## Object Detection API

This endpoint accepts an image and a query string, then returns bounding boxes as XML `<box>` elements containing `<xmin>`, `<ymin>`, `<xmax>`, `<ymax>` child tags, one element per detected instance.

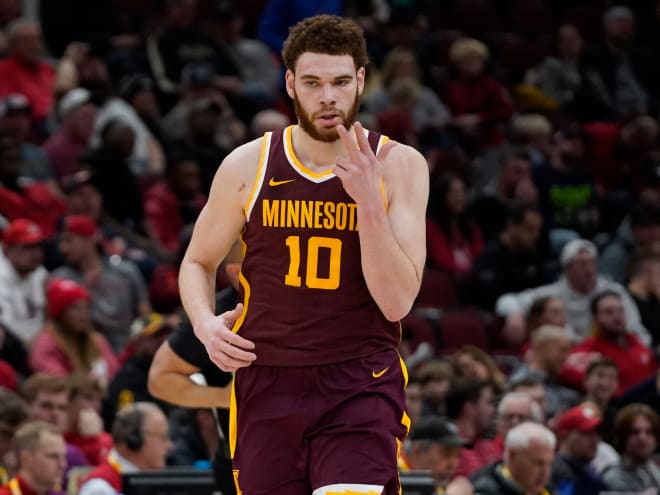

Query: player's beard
<box><xmin>293</xmin><ymin>89</ymin><xmax>360</xmax><ymax>142</ymax></box>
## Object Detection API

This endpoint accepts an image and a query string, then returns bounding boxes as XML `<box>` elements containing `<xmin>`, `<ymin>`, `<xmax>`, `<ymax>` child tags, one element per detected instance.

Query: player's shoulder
<box><xmin>221</xmin><ymin>135</ymin><xmax>269</xmax><ymax>171</ymax></box>
<box><xmin>379</xmin><ymin>138</ymin><xmax>428</xmax><ymax>177</ymax></box>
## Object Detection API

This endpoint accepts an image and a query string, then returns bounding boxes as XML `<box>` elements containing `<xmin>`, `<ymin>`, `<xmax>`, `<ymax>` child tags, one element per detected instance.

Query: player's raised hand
<box><xmin>334</xmin><ymin>122</ymin><xmax>386</xmax><ymax>204</ymax></box>
<box><xmin>195</xmin><ymin>303</ymin><xmax>256</xmax><ymax>372</ymax></box>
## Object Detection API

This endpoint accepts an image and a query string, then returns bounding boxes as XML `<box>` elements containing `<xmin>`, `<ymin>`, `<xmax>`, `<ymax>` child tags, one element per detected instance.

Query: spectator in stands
<box><xmin>467</xmin><ymin>202</ymin><xmax>547</xmax><ymax>311</ymax></box>
<box><xmin>0</xmin><ymin>142</ymin><xmax>66</xmax><ymax>238</ymax></box>
<box><xmin>366</xmin><ymin>47</ymin><xmax>450</xmax><ymax>139</ymax></box>
<box><xmin>426</xmin><ymin>173</ymin><xmax>483</xmax><ymax>279</ymax></box>
<box><xmin>551</xmin><ymin>405</ymin><xmax>611</xmax><ymax>495</ymax></box>
<box><xmin>533</xmin><ymin>124</ymin><xmax>599</xmax><ymax>242</ymax></box>
<box><xmin>0</xmin><ymin>422</ymin><xmax>66</xmax><ymax>495</ymax></box>
<box><xmin>169</xmin><ymin>97</ymin><xmax>236</xmax><ymax>194</ymax></box>
<box><xmin>144</xmin><ymin>151</ymin><xmax>206</xmax><ymax>256</ymax></box>
<box><xmin>525</xmin><ymin>23</ymin><xmax>584</xmax><ymax>109</ymax></box>
<box><xmin>43</xmin><ymin>88</ymin><xmax>97</xmax><ymax>184</ymax></box>
<box><xmin>399</xmin><ymin>416</ymin><xmax>472</xmax><ymax>495</ymax></box>
<box><xmin>491</xmin><ymin>392</ymin><xmax>543</xmax><ymax>458</ymax></box>
<box><xmin>29</xmin><ymin>279</ymin><xmax>119</xmax><ymax>383</ymax></box>
<box><xmin>600</xmin><ymin>201</ymin><xmax>660</xmax><ymax>284</ymax></box>
<box><xmin>583</xmin><ymin>115</ymin><xmax>659</xmax><ymax>198</ymax></box>
<box><xmin>451</xmin><ymin>345</ymin><xmax>506</xmax><ymax>394</ymax></box>
<box><xmin>0</xmin><ymin>94</ymin><xmax>52</xmax><ymax>183</ymax></box>
<box><xmin>445</xmin><ymin>378</ymin><xmax>499</xmax><ymax>478</ymax></box>
<box><xmin>496</xmin><ymin>239</ymin><xmax>648</xmax><ymax>344</ymax></box>
<box><xmin>0</xmin><ymin>389</ymin><xmax>27</xmax><ymax>484</ymax></box>
<box><xmin>507</xmin><ymin>374</ymin><xmax>548</xmax><ymax>421</ymax></box>
<box><xmin>64</xmin><ymin>375</ymin><xmax>112</xmax><ymax>467</ymax></box>
<box><xmin>627</xmin><ymin>249</ymin><xmax>660</xmax><ymax>352</ymax></box>
<box><xmin>509</xmin><ymin>113</ymin><xmax>553</xmax><ymax>170</ymax></box>
<box><xmin>602</xmin><ymin>403</ymin><xmax>660</xmax><ymax>491</ymax></box>
<box><xmin>508</xmin><ymin>325</ymin><xmax>580</xmax><ymax>419</ymax></box>
<box><xmin>471</xmin><ymin>422</ymin><xmax>556</xmax><ymax>495</ymax></box>
<box><xmin>0</xmin><ymin>219</ymin><xmax>47</xmax><ymax>344</ymax></box>
<box><xmin>53</xmin><ymin>214</ymin><xmax>152</xmax><ymax>353</ymax></box>
<box><xmin>20</xmin><ymin>374</ymin><xmax>89</xmax><ymax>482</ymax></box>
<box><xmin>201</xmin><ymin>2</ymin><xmax>281</xmax><ymax>124</ymax></box>
<box><xmin>468</xmin><ymin>148</ymin><xmax>537</xmax><ymax>242</ymax></box>
<box><xmin>561</xmin><ymin>290</ymin><xmax>657</xmax><ymax>396</ymax></box>
<box><xmin>145</xmin><ymin>0</ymin><xmax>217</xmax><ymax>106</ymax></box>
<box><xmin>417</xmin><ymin>360</ymin><xmax>455</xmax><ymax>417</ymax></box>
<box><xmin>0</xmin><ymin>18</ymin><xmax>54</xmax><ymax>126</ymax></box>
<box><xmin>78</xmin><ymin>402</ymin><xmax>171</xmax><ymax>495</ymax></box>
<box><xmin>578</xmin><ymin>6</ymin><xmax>649</xmax><ymax>121</ymax></box>
<box><xmin>445</xmin><ymin>37</ymin><xmax>513</xmax><ymax>154</ymax></box>
<box><xmin>87</xmin><ymin>120</ymin><xmax>146</xmax><ymax>235</ymax></box>
<box><xmin>582</xmin><ymin>357</ymin><xmax>619</xmax><ymax>439</ymax></box>
<box><xmin>103</xmin><ymin>313</ymin><xmax>173</xmax><ymax>428</ymax></box>
<box><xmin>525</xmin><ymin>296</ymin><xmax>569</xmax><ymax>343</ymax></box>
<box><xmin>93</xmin><ymin>74</ymin><xmax>165</xmax><ymax>179</ymax></box>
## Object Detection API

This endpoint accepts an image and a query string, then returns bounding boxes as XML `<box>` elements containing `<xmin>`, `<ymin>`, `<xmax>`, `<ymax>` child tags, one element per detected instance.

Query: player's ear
<box><xmin>356</xmin><ymin>66</ymin><xmax>365</xmax><ymax>96</ymax></box>
<box><xmin>285</xmin><ymin>70</ymin><xmax>295</xmax><ymax>99</ymax></box>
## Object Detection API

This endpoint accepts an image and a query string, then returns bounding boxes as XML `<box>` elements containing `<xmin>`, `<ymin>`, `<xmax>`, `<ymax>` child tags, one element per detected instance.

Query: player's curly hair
<box><xmin>282</xmin><ymin>15</ymin><xmax>369</xmax><ymax>72</ymax></box>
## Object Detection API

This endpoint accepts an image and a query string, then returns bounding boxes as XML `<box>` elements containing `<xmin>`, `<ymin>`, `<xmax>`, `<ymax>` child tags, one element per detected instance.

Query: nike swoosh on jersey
<box><xmin>371</xmin><ymin>367</ymin><xmax>389</xmax><ymax>378</ymax></box>
<box><xmin>269</xmin><ymin>178</ymin><xmax>295</xmax><ymax>186</ymax></box>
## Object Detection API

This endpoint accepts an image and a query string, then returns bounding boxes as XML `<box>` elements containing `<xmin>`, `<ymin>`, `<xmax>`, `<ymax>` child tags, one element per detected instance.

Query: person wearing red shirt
<box><xmin>144</xmin><ymin>152</ymin><xmax>206</xmax><ymax>255</ymax></box>
<box><xmin>426</xmin><ymin>174</ymin><xmax>483</xmax><ymax>277</ymax></box>
<box><xmin>0</xmin><ymin>19</ymin><xmax>55</xmax><ymax>126</ymax></box>
<box><xmin>562</xmin><ymin>290</ymin><xmax>657</xmax><ymax>396</ymax></box>
<box><xmin>0</xmin><ymin>421</ymin><xmax>66</xmax><ymax>495</ymax></box>
<box><xmin>445</xmin><ymin>37</ymin><xmax>513</xmax><ymax>151</ymax></box>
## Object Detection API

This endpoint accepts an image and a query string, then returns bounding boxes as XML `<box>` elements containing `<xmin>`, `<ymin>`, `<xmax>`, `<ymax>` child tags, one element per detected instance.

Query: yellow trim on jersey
<box><xmin>232</xmin><ymin>271</ymin><xmax>250</xmax><ymax>334</ymax></box>
<box><xmin>399</xmin><ymin>352</ymin><xmax>411</xmax><ymax>433</ymax></box>
<box><xmin>244</xmin><ymin>132</ymin><xmax>271</xmax><ymax>220</ymax></box>
<box><xmin>229</xmin><ymin>377</ymin><xmax>237</xmax><ymax>458</ymax></box>
<box><xmin>284</xmin><ymin>126</ymin><xmax>334</xmax><ymax>180</ymax></box>
<box><xmin>376</xmin><ymin>135</ymin><xmax>390</xmax><ymax>210</ymax></box>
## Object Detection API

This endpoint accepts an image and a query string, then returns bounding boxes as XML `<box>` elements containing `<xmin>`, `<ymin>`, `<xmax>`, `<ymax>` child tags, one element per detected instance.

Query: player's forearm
<box><xmin>357</xmin><ymin>202</ymin><xmax>421</xmax><ymax>322</ymax></box>
<box><xmin>179</xmin><ymin>258</ymin><xmax>218</xmax><ymax>330</ymax></box>
<box><xmin>148</xmin><ymin>371</ymin><xmax>231</xmax><ymax>408</ymax></box>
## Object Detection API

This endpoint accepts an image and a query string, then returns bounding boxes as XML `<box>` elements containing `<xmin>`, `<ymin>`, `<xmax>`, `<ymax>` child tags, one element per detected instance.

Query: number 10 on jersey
<box><xmin>284</xmin><ymin>235</ymin><xmax>342</xmax><ymax>290</ymax></box>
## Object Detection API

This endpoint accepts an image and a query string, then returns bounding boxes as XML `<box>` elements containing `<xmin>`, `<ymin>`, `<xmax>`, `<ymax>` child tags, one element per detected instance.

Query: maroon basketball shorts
<box><xmin>230</xmin><ymin>349</ymin><xmax>409</xmax><ymax>495</ymax></box>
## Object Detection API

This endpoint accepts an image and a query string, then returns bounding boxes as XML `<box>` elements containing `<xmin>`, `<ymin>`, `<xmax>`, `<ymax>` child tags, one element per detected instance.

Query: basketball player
<box><xmin>179</xmin><ymin>14</ymin><xmax>429</xmax><ymax>495</ymax></box>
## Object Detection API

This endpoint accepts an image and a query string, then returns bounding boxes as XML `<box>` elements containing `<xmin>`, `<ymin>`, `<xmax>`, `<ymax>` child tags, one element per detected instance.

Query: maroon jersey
<box><xmin>236</xmin><ymin>125</ymin><xmax>400</xmax><ymax>366</ymax></box>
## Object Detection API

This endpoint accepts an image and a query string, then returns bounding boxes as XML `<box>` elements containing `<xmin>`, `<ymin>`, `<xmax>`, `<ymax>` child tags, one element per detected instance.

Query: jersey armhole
<box><xmin>243</xmin><ymin>132</ymin><xmax>272</xmax><ymax>221</ymax></box>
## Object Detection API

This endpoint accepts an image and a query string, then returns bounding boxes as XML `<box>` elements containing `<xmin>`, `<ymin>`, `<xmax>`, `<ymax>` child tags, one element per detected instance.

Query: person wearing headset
<box><xmin>78</xmin><ymin>402</ymin><xmax>171</xmax><ymax>495</ymax></box>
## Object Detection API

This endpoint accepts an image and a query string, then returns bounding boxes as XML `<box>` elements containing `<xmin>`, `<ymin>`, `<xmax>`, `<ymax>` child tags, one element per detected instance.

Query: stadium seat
<box><xmin>434</xmin><ymin>310</ymin><xmax>489</xmax><ymax>355</ymax></box>
<box><xmin>415</xmin><ymin>268</ymin><xmax>459</xmax><ymax>309</ymax></box>
<box><xmin>452</xmin><ymin>0</ymin><xmax>501</xmax><ymax>34</ymax></box>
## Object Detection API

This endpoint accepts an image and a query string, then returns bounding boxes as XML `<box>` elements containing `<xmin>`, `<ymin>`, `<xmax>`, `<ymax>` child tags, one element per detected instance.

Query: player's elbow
<box><xmin>381</xmin><ymin>299</ymin><xmax>414</xmax><ymax>322</ymax></box>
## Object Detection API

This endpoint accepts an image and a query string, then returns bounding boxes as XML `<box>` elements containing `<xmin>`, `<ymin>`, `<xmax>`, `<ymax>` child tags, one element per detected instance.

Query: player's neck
<box><xmin>292</xmin><ymin>125</ymin><xmax>351</xmax><ymax>172</ymax></box>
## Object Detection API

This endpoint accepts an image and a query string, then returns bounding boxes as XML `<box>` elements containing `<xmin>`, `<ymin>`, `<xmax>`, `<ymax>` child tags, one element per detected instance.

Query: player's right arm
<box><xmin>147</xmin><ymin>341</ymin><xmax>231</xmax><ymax>408</ymax></box>
<box><xmin>178</xmin><ymin>138</ymin><xmax>263</xmax><ymax>372</ymax></box>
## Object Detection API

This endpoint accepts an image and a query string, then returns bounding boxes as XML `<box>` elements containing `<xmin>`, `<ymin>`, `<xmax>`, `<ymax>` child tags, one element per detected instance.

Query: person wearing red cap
<box><xmin>28</xmin><ymin>279</ymin><xmax>119</xmax><ymax>384</ymax></box>
<box><xmin>0</xmin><ymin>218</ymin><xmax>48</xmax><ymax>344</ymax></box>
<box><xmin>550</xmin><ymin>405</ymin><xmax>611</xmax><ymax>495</ymax></box>
<box><xmin>53</xmin><ymin>215</ymin><xmax>152</xmax><ymax>353</ymax></box>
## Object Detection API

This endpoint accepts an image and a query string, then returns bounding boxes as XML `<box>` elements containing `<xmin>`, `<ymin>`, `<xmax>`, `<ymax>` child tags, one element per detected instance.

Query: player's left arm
<box><xmin>335</xmin><ymin>123</ymin><xmax>429</xmax><ymax>321</ymax></box>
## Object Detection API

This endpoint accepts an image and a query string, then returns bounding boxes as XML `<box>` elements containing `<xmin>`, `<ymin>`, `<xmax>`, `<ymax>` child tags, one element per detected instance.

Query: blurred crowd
<box><xmin>0</xmin><ymin>0</ymin><xmax>658</xmax><ymax>494</ymax></box>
